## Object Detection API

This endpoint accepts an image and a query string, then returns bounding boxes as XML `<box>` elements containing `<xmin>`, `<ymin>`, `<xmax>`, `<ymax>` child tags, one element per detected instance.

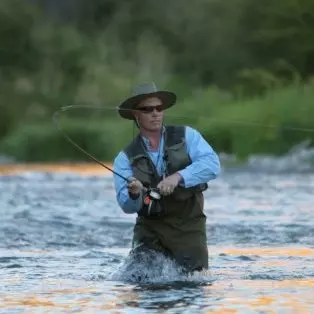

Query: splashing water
<box><xmin>108</xmin><ymin>248</ymin><xmax>213</xmax><ymax>285</ymax></box>
<box><xmin>247</xmin><ymin>141</ymin><xmax>314</xmax><ymax>173</ymax></box>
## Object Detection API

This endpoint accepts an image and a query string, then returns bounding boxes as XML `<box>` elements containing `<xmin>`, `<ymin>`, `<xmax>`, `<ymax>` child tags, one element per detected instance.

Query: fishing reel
<box><xmin>141</xmin><ymin>187</ymin><xmax>165</xmax><ymax>217</ymax></box>
<box><xmin>146</xmin><ymin>188</ymin><xmax>161</xmax><ymax>201</ymax></box>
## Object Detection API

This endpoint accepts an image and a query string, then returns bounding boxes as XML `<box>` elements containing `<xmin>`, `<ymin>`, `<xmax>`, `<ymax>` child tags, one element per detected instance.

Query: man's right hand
<box><xmin>127</xmin><ymin>177</ymin><xmax>143</xmax><ymax>198</ymax></box>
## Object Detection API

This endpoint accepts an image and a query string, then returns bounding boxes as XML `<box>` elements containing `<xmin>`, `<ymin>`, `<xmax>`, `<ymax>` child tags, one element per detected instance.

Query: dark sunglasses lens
<box><xmin>138</xmin><ymin>105</ymin><xmax>164</xmax><ymax>113</ymax></box>
<box><xmin>139</xmin><ymin>107</ymin><xmax>153</xmax><ymax>113</ymax></box>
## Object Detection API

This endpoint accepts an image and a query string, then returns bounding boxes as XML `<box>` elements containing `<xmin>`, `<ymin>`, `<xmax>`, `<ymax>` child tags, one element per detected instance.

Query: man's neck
<box><xmin>140</xmin><ymin>129</ymin><xmax>161</xmax><ymax>151</ymax></box>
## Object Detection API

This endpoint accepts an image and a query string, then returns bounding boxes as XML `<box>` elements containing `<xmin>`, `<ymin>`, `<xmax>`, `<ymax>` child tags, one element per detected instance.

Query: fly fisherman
<box><xmin>113</xmin><ymin>82</ymin><xmax>221</xmax><ymax>274</ymax></box>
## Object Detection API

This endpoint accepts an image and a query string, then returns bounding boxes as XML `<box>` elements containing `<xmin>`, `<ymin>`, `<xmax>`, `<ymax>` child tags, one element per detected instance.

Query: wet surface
<box><xmin>0</xmin><ymin>162</ymin><xmax>314</xmax><ymax>313</ymax></box>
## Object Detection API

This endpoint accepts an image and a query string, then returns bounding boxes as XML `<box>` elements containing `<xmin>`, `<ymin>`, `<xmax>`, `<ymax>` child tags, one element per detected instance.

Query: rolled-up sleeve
<box><xmin>177</xmin><ymin>126</ymin><xmax>221</xmax><ymax>187</ymax></box>
<box><xmin>113</xmin><ymin>151</ymin><xmax>142</xmax><ymax>214</ymax></box>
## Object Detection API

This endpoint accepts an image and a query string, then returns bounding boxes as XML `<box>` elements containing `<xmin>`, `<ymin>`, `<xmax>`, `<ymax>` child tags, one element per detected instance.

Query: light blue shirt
<box><xmin>113</xmin><ymin>126</ymin><xmax>221</xmax><ymax>214</ymax></box>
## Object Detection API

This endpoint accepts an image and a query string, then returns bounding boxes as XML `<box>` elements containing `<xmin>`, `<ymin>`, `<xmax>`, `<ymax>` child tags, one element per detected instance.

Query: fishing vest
<box><xmin>124</xmin><ymin>125</ymin><xmax>208</xmax><ymax>215</ymax></box>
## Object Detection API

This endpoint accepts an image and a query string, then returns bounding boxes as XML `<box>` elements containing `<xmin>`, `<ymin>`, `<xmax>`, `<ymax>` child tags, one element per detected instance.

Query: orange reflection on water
<box><xmin>1</xmin><ymin>277</ymin><xmax>314</xmax><ymax>313</ymax></box>
<box><xmin>204</xmin><ymin>279</ymin><xmax>314</xmax><ymax>313</ymax></box>
<box><xmin>220</xmin><ymin>247</ymin><xmax>314</xmax><ymax>257</ymax></box>
<box><xmin>2</xmin><ymin>296</ymin><xmax>56</xmax><ymax>307</ymax></box>
<box><xmin>0</xmin><ymin>163</ymin><xmax>111</xmax><ymax>176</ymax></box>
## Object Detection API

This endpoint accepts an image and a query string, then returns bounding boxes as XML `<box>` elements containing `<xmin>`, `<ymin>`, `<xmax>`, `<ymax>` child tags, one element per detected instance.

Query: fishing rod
<box><xmin>53</xmin><ymin>105</ymin><xmax>161</xmax><ymax>202</ymax></box>
<box><xmin>53</xmin><ymin>105</ymin><xmax>163</xmax><ymax>208</ymax></box>
<box><xmin>52</xmin><ymin>105</ymin><xmax>129</xmax><ymax>182</ymax></box>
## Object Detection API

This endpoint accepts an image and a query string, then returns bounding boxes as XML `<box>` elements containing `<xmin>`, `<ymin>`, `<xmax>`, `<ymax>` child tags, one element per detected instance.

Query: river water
<box><xmin>1</xmin><ymin>149</ymin><xmax>314</xmax><ymax>313</ymax></box>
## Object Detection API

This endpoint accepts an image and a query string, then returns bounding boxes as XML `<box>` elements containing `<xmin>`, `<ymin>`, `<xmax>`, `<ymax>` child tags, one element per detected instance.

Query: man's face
<box><xmin>133</xmin><ymin>97</ymin><xmax>164</xmax><ymax>132</ymax></box>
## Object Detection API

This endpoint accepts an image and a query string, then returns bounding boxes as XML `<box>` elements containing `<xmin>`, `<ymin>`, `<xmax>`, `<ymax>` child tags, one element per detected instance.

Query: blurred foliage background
<box><xmin>0</xmin><ymin>0</ymin><xmax>314</xmax><ymax>162</ymax></box>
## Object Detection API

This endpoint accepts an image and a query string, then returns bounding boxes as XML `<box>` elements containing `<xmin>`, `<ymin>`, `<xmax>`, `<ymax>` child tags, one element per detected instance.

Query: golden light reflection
<box><xmin>218</xmin><ymin>247</ymin><xmax>314</xmax><ymax>257</ymax></box>
<box><xmin>1</xmin><ymin>277</ymin><xmax>314</xmax><ymax>313</ymax></box>
<box><xmin>2</xmin><ymin>296</ymin><xmax>56</xmax><ymax>307</ymax></box>
<box><xmin>202</xmin><ymin>280</ymin><xmax>314</xmax><ymax>313</ymax></box>
<box><xmin>0</xmin><ymin>163</ymin><xmax>111</xmax><ymax>176</ymax></box>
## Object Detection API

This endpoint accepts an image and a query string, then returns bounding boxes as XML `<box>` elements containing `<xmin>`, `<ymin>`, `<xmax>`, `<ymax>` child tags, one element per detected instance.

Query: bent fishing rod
<box><xmin>53</xmin><ymin>104</ymin><xmax>160</xmax><ymax>199</ymax></box>
<box><xmin>52</xmin><ymin>105</ymin><xmax>129</xmax><ymax>182</ymax></box>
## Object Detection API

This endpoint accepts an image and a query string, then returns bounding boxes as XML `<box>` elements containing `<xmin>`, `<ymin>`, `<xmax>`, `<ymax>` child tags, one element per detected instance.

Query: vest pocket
<box><xmin>166</xmin><ymin>141</ymin><xmax>190</xmax><ymax>174</ymax></box>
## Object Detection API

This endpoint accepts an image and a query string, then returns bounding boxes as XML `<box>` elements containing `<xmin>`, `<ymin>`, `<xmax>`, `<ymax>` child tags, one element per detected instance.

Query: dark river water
<box><xmin>1</xmin><ymin>150</ymin><xmax>314</xmax><ymax>313</ymax></box>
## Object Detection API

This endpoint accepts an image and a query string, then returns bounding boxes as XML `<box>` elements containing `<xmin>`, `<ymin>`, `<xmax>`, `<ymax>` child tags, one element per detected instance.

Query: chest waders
<box><xmin>124</xmin><ymin>125</ymin><xmax>209</xmax><ymax>272</ymax></box>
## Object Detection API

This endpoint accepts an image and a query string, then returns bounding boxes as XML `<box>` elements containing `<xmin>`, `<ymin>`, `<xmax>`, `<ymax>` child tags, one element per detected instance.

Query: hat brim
<box><xmin>117</xmin><ymin>91</ymin><xmax>176</xmax><ymax>120</ymax></box>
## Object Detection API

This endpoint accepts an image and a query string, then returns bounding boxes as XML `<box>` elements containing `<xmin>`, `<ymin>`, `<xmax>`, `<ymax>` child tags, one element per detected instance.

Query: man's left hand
<box><xmin>157</xmin><ymin>173</ymin><xmax>182</xmax><ymax>196</ymax></box>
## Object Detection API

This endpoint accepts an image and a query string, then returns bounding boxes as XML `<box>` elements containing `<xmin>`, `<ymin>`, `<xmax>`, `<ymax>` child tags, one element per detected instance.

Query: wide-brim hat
<box><xmin>117</xmin><ymin>82</ymin><xmax>176</xmax><ymax>120</ymax></box>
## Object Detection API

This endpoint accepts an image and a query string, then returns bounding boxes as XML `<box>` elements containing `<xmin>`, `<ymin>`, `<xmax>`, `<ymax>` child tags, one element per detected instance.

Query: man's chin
<box><xmin>148</xmin><ymin>125</ymin><xmax>162</xmax><ymax>132</ymax></box>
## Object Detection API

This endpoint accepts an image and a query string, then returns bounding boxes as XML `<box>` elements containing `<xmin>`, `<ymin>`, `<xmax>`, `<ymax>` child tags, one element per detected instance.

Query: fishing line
<box><xmin>52</xmin><ymin>104</ymin><xmax>314</xmax><ymax>177</ymax></box>
<box><xmin>53</xmin><ymin>104</ymin><xmax>314</xmax><ymax>133</ymax></box>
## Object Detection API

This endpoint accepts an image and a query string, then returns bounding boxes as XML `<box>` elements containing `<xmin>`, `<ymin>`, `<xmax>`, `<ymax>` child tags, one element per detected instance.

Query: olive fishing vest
<box><xmin>124</xmin><ymin>125</ymin><xmax>208</xmax><ymax>215</ymax></box>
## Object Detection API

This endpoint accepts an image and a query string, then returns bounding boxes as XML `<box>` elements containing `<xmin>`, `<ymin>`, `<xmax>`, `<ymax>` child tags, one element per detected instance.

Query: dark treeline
<box><xmin>78</xmin><ymin>0</ymin><xmax>314</xmax><ymax>87</ymax></box>
<box><xmin>1</xmin><ymin>0</ymin><xmax>314</xmax><ymax>161</ymax></box>
<box><xmin>4</xmin><ymin>0</ymin><xmax>314</xmax><ymax>87</ymax></box>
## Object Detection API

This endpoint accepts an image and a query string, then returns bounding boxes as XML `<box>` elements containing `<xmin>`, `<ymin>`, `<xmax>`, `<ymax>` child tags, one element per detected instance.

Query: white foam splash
<box><xmin>107</xmin><ymin>250</ymin><xmax>213</xmax><ymax>284</ymax></box>
<box><xmin>247</xmin><ymin>141</ymin><xmax>314</xmax><ymax>173</ymax></box>
<box><xmin>221</xmin><ymin>141</ymin><xmax>314</xmax><ymax>173</ymax></box>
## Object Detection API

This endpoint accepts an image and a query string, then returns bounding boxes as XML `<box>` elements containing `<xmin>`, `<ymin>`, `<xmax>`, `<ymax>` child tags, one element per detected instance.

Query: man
<box><xmin>113</xmin><ymin>82</ymin><xmax>220</xmax><ymax>275</ymax></box>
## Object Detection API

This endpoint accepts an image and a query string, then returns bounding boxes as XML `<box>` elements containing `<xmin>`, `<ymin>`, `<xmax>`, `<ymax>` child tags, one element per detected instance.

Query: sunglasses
<box><xmin>136</xmin><ymin>105</ymin><xmax>164</xmax><ymax>113</ymax></box>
